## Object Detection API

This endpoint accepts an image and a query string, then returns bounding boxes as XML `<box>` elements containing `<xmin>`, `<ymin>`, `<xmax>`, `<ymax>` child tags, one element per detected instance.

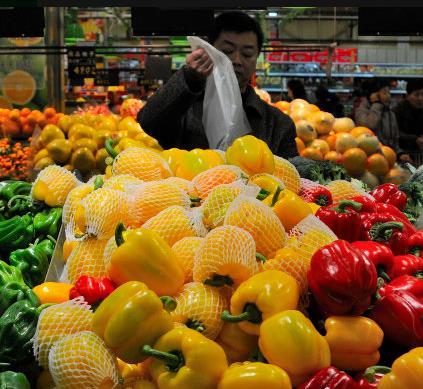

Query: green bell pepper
<box><xmin>0</xmin><ymin>181</ymin><xmax>31</xmax><ymax>202</ymax></box>
<box><xmin>9</xmin><ymin>241</ymin><xmax>49</xmax><ymax>288</ymax></box>
<box><xmin>0</xmin><ymin>370</ymin><xmax>30</xmax><ymax>389</ymax></box>
<box><xmin>36</xmin><ymin>238</ymin><xmax>56</xmax><ymax>261</ymax></box>
<box><xmin>0</xmin><ymin>300</ymin><xmax>51</xmax><ymax>364</ymax></box>
<box><xmin>33</xmin><ymin>207</ymin><xmax>62</xmax><ymax>239</ymax></box>
<box><xmin>0</xmin><ymin>282</ymin><xmax>39</xmax><ymax>316</ymax></box>
<box><xmin>0</xmin><ymin>215</ymin><xmax>34</xmax><ymax>253</ymax></box>
<box><xmin>0</xmin><ymin>261</ymin><xmax>24</xmax><ymax>287</ymax></box>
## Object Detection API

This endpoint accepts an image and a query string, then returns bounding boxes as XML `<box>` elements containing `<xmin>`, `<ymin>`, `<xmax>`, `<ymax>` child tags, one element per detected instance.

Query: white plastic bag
<box><xmin>188</xmin><ymin>36</ymin><xmax>251</xmax><ymax>150</ymax></box>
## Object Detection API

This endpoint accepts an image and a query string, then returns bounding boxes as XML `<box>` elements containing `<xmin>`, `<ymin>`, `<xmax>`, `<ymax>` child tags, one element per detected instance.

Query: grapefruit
<box><xmin>342</xmin><ymin>148</ymin><xmax>367</xmax><ymax>176</ymax></box>
<box><xmin>2</xmin><ymin>70</ymin><xmax>36</xmax><ymax>105</ymax></box>
<box><xmin>356</xmin><ymin>134</ymin><xmax>380</xmax><ymax>155</ymax></box>
<box><xmin>311</xmin><ymin>111</ymin><xmax>335</xmax><ymax>135</ymax></box>
<box><xmin>324</xmin><ymin>151</ymin><xmax>342</xmax><ymax>163</ymax></box>
<box><xmin>367</xmin><ymin>154</ymin><xmax>390</xmax><ymax>176</ymax></box>
<box><xmin>350</xmin><ymin>126</ymin><xmax>375</xmax><ymax>138</ymax></box>
<box><xmin>301</xmin><ymin>147</ymin><xmax>323</xmax><ymax>161</ymax></box>
<box><xmin>335</xmin><ymin>133</ymin><xmax>358</xmax><ymax>154</ymax></box>
<box><xmin>310</xmin><ymin>139</ymin><xmax>330</xmax><ymax>155</ymax></box>
<box><xmin>333</xmin><ymin>117</ymin><xmax>355</xmax><ymax>133</ymax></box>
<box><xmin>295</xmin><ymin>120</ymin><xmax>317</xmax><ymax>142</ymax></box>
<box><xmin>381</xmin><ymin>146</ymin><xmax>397</xmax><ymax>168</ymax></box>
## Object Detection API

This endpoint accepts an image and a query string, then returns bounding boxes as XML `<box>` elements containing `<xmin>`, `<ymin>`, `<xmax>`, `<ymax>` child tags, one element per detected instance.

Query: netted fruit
<box><xmin>130</xmin><ymin>181</ymin><xmax>191</xmax><ymax>227</ymax></box>
<box><xmin>102</xmin><ymin>174</ymin><xmax>143</xmax><ymax>192</ymax></box>
<box><xmin>286</xmin><ymin>214</ymin><xmax>338</xmax><ymax>269</ymax></box>
<box><xmin>103</xmin><ymin>234</ymin><xmax>118</xmax><ymax>274</ymax></box>
<box><xmin>273</xmin><ymin>156</ymin><xmax>302</xmax><ymax>194</ymax></box>
<box><xmin>162</xmin><ymin>176</ymin><xmax>199</xmax><ymax>199</ymax></box>
<box><xmin>48</xmin><ymin>330</ymin><xmax>119</xmax><ymax>389</ymax></box>
<box><xmin>33</xmin><ymin>297</ymin><xmax>94</xmax><ymax>368</ymax></box>
<box><xmin>327</xmin><ymin>179</ymin><xmax>369</xmax><ymax>202</ymax></box>
<box><xmin>192</xmin><ymin>165</ymin><xmax>245</xmax><ymax>200</ymax></box>
<box><xmin>66</xmin><ymin>188</ymin><xmax>129</xmax><ymax>241</ymax></box>
<box><xmin>263</xmin><ymin>246</ymin><xmax>308</xmax><ymax>295</ymax></box>
<box><xmin>112</xmin><ymin>147</ymin><xmax>171</xmax><ymax>181</ymax></box>
<box><xmin>202</xmin><ymin>181</ymin><xmax>259</xmax><ymax>229</ymax></box>
<box><xmin>171</xmin><ymin>282</ymin><xmax>228</xmax><ymax>340</ymax></box>
<box><xmin>61</xmin><ymin>238</ymin><xmax>108</xmax><ymax>283</ymax></box>
<box><xmin>142</xmin><ymin>206</ymin><xmax>207</xmax><ymax>247</ymax></box>
<box><xmin>32</xmin><ymin>165</ymin><xmax>80</xmax><ymax>207</ymax></box>
<box><xmin>193</xmin><ymin>225</ymin><xmax>259</xmax><ymax>288</ymax></box>
<box><xmin>224</xmin><ymin>195</ymin><xmax>287</xmax><ymax>258</ymax></box>
<box><xmin>172</xmin><ymin>237</ymin><xmax>204</xmax><ymax>283</ymax></box>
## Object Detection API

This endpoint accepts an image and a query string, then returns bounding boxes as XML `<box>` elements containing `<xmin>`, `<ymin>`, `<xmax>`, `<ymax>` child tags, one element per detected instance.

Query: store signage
<box><xmin>266</xmin><ymin>45</ymin><xmax>357</xmax><ymax>64</ymax></box>
<box><xmin>67</xmin><ymin>46</ymin><xmax>96</xmax><ymax>86</ymax></box>
<box><xmin>94</xmin><ymin>69</ymin><xmax>120</xmax><ymax>87</ymax></box>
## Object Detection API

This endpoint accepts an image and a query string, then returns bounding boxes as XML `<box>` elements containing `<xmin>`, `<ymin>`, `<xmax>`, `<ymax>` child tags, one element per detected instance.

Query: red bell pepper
<box><xmin>361</xmin><ymin>214</ymin><xmax>409</xmax><ymax>255</ymax></box>
<box><xmin>369</xmin><ymin>275</ymin><xmax>423</xmax><ymax>347</ymax></box>
<box><xmin>316</xmin><ymin>200</ymin><xmax>362</xmax><ymax>242</ymax></box>
<box><xmin>300</xmin><ymin>186</ymin><xmax>333</xmax><ymax>206</ymax></box>
<box><xmin>355</xmin><ymin>366</ymin><xmax>391</xmax><ymax>389</ymax></box>
<box><xmin>408</xmin><ymin>230</ymin><xmax>423</xmax><ymax>257</ymax></box>
<box><xmin>349</xmin><ymin>195</ymin><xmax>377</xmax><ymax>213</ymax></box>
<box><xmin>370</xmin><ymin>183</ymin><xmax>407</xmax><ymax>211</ymax></box>
<box><xmin>389</xmin><ymin>254</ymin><xmax>423</xmax><ymax>279</ymax></box>
<box><xmin>373</xmin><ymin>203</ymin><xmax>416</xmax><ymax>235</ymax></box>
<box><xmin>351</xmin><ymin>241</ymin><xmax>394</xmax><ymax>282</ymax></box>
<box><xmin>297</xmin><ymin>366</ymin><xmax>358</xmax><ymax>389</ymax></box>
<box><xmin>308</xmin><ymin>240</ymin><xmax>378</xmax><ymax>316</ymax></box>
<box><xmin>69</xmin><ymin>275</ymin><xmax>116</xmax><ymax>306</ymax></box>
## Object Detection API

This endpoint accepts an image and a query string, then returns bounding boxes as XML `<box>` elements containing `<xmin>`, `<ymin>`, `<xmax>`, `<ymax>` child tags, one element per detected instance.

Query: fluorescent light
<box><xmin>268</xmin><ymin>11</ymin><xmax>278</xmax><ymax>17</ymax></box>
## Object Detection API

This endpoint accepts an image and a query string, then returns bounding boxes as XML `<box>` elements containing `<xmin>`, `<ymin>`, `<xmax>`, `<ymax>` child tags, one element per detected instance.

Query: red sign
<box><xmin>266</xmin><ymin>43</ymin><xmax>357</xmax><ymax>64</ymax></box>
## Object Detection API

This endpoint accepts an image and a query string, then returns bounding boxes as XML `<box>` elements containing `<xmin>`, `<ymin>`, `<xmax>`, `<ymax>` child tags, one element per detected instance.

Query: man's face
<box><xmin>407</xmin><ymin>88</ymin><xmax>423</xmax><ymax>109</ymax></box>
<box><xmin>213</xmin><ymin>30</ymin><xmax>259</xmax><ymax>93</ymax></box>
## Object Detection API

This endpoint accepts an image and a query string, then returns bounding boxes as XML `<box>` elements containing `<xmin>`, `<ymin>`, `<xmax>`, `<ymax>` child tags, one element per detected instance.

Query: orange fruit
<box><xmin>274</xmin><ymin>100</ymin><xmax>290</xmax><ymax>113</ymax></box>
<box><xmin>380</xmin><ymin>146</ymin><xmax>397</xmax><ymax>168</ymax></box>
<box><xmin>308</xmin><ymin>104</ymin><xmax>320</xmax><ymax>113</ymax></box>
<box><xmin>350</xmin><ymin>126</ymin><xmax>375</xmax><ymax>138</ymax></box>
<box><xmin>0</xmin><ymin>96</ymin><xmax>12</xmax><ymax>109</ymax></box>
<box><xmin>290</xmin><ymin>108</ymin><xmax>312</xmax><ymax>123</ymax></box>
<box><xmin>44</xmin><ymin>107</ymin><xmax>56</xmax><ymax>118</ymax></box>
<box><xmin>301</xmin><ymin>147</ymin><xmax>323</xmax><ymax>161</ymax></box>
<box><xmin>289</xmin><ymin>99</ymin><xmax>309</xmax><ymax>113</ymax></box>
<box><xmin>9</xmin><ymin>109</ymin><xmax>20</xmax><ymax>122</ymax></box>
<box><xmin>332</xmin><ymin>117</ymin><xmax>355</xmax><ymax>133</ymax></box>
<box><xmin>325</xmin><ymin>134</ymin><xmax>337</xmax><ymax>151</ymax></box>
<box><xmin>20</xmin><ymin>107</ymin><xmax>31</xmax><ymax>117</ymax></box>
<box><xmin>342</xmin><ymin>148</ymin><xmax>367</xmax><ymax>176</ymax></box>
<box><xmin>2</xmin><ymin>70</ymin><xmax>36</xmax><ymax>105</ymax></box>
<box><xmin>367</xmin><ymin>154</ymin><xmax>390</xmax><ymax>176</ymax></box>
<box><xmin>324</xmin><ymin>151</ymin><xmax>342</xmax><ymax>163</ymax></box>
<box><xmin>295</xmin><ymin>120</ymin><xmax>317</xmax><ymax>142</ymax></box>
<box><xmin>335</xmin><ymin>133</ymin><xmax>358</xmax><ymax>154</ymax></box>
<box><xmin>295</xmin><ymin>137</ymin><xmax>305</xmax><ymax>153</ymax></box>
<box><xmin>2</xmin><ymin>117</ymin><xmax>21</xmax><ymax>137</ymax></box>
<box><xmin>309</xmin><ymin>139</ymin><xmax>330</xmax><ymax>155</ymax></box>
<box><xmin>382</xmin><ymin>167</ymin><xmax>410</xmax><ymax>185</ymax></box>
<box><xmin>356</xmin><ymin>134</ymin><xmax>380</xmax><ymax>155</ymax></box>
<box><xmin>311</xmin><ymin>111</ymin><xmax>335</xmax><ymax>135</ymax></box>
<box><xmin>22</xmin><ymin>123</ymin><xmax>34</xmax><ymax>136</ymax></box>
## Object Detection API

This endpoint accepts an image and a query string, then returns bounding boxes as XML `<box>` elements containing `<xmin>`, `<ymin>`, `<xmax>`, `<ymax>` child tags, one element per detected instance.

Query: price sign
<box><xmin>95</xmin><ymin>69</ymin><xmax>120</xmax><ymax>86</ymax></box>
<box><xmin>67</xmin><ymin>46</ymin><xmax>96</xmax><ymax>86</ymax></box>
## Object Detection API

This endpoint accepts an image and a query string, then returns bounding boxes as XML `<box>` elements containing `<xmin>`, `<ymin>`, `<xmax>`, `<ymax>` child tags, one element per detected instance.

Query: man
<box><xmin>393</xmin><ymin>79</ymin><xmax>423</xmax><ymax>153</ymax></box>
<box><xmin>137</xmin><ymin>11</ymin><xmax>298</xmax><ymax>158</ymax></box>
<box><xmin>355</xmin><ymin>79</ymin><xmax>412</xmax><ymax>162</ymax></box>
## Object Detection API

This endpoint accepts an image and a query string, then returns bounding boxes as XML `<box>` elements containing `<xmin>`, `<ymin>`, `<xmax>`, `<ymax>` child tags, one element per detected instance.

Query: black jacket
<box><xmin>138</xmin><ymin>67</ymin><xmax>298</xmax><ymax>158</ymax></box>
<box><xmin>393</xmin><ymin>99</ymin><xmax>423</xmax><ymax>153</ymax></box>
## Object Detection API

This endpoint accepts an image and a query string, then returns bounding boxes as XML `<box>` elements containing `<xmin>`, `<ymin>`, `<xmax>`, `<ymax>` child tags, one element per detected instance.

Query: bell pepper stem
<box><xmin>315</xmin><ymin>194</ymin><xmax>330</xmax><ymax>206</ymax></box>
<box><xmin>93</xmin><ymin>176</ymin><xmax>104</xmax><ymax>190</ymax></box>
<box><xmin>105</xmin><ymin>138</ymin><xmax>118</xmax><ymax>159</ymax></box>
<box><xmin>185</xmin><ymin>318</ymin><xmax>205</xmax><ymax>333</ymax></box>
<box><xmin>142</xmin><ymin>345</ymin><xmax>184</xmax><ymax>372</ymax></box>
<box><xmin>255</xmin><ymin>252</ymin><xmax>267</xmax><ymax>263</ymax></box>
<box><xmin>160</xmin><ymin>296</ymin><xmax>177</xmax><ymax>312</ymax></box>
<box><xmin>115</xmin><ymin>223</ymin><xmax>126</xmax><ymax>247</ymax></box>
<box><xmin>374</xmin><ymin>277</ymin><xmax>386</xmax><ymax>300</ymax></box>
<box><xmin>36</xmin><ymin>303</ymin><xmax>55</xmax><ymax>316</ymax></box>
<box><xmin>370</xmin><ymin>221</ymin><xmax>403</xmax><ymax>242</ymax></box>
<box><xmin>376</xmin><ymin>265</ymin><xmax>391</xmax><ymax>282</ymax></box>
<box><xmin>204</xmin><ymin>274</ymin><xmax>234</xmax><ymax>287</ymax></box>
<box><xmin>7</xmin><ymin>194</ymin><xmax>31</xmax><ymax>210</ymax></box>
<box><xmin>256</xmin><ymin>188</ymin><xmax>270</xmax><ymax>201</ymax></box>
<box><xmin>363</xmin><ymin>366</ymin><xmax>392</xmax><ymax>383</ymax></box>
<box><xmin>410</xmin><ymin>247</ymin><xmax>421</xmax><ymax>257</ymax></box>
<box><xmin>221</xmin><ymin>303</ymin><xmax>262</xmax><ymax>324</ymax></box>
<box><xmin>46</xmin><ymin>235</ymin><xmax>57</xmax><ymax>244</ymax></box>
<box><xmin>414</xmin><ymin>270</ymin><xmax>423</xmax><ymax>279</ymax></box>
<box><xmin>271</xmin><ymin>186</ymin><xmax>283</xmax><ymax>207</ymax></box>
<box><xmin>331</xmin><ymin>200</ymin><xmax>362</xmax><ymax>213</ymax></box>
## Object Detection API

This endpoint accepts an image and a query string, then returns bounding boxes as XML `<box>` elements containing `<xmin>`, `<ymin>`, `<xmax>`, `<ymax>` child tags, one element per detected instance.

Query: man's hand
<box><xmin>186</xmin><ymin>48</ymin><xmax>213</xmax><ymax>80</ymax></box>
<box><xmin>399</xmin><ymin>153</ymin><xmax>413</xmax><ymax>163</ymax></box>
<box><xmin>417</xmin><ymin>136</ymin><xmax>423</xmax><ymax>150</ymax></box>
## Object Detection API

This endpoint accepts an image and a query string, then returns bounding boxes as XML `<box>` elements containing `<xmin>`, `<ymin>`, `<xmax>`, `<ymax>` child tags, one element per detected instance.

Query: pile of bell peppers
<box><xmin>0</xmin><ymin>179</ymin><xmax>64</xmax><ymax>382</ymax></box>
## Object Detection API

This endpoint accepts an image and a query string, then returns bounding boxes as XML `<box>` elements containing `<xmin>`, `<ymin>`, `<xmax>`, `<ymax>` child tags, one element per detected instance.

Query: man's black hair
<box><xmin>406</xmin><ymin>79</ymin><xmax>423</xmax><ymax>94</ymax></box>
<box><xmin>208</xmin><ymin>11</ymin><xmax>264</xmax><ymax>52</ymax></box>
<box><xmin>365</xmin><ymin>78</ymin><xmax>390</xmax><ymax>100</ymax></box>
<box><xmin>287</xmin><ymin>79</ymin><xmax>307</xmax><ymax>100</ymax></box>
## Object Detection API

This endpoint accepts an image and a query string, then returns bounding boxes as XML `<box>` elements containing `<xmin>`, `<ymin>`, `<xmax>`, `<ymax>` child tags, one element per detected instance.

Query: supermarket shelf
<box><xmin>256</xmin><ymin>71</ymin><xmax>423</xmax><ymax>78</ymax></box>
<box><xmin>261</xmin><ymin>87</ymin><xmax>407</xmax><ymax>94</ymax></box>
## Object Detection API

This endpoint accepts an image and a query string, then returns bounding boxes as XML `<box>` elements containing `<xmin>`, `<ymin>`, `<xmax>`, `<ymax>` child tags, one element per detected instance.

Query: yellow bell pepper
<box><xmin>273</xmin><ymin>189</ymin><xmax>313</xmax><ymax>231</ymax></box>
<box><xmin>226</xmin><ymin>135</ymin><xmax>275</xmax><ymax>176</ymax></box>
<box><xmin>215</xmin><ymin>322</ymin><xmax>258</xmax><ymax>364</ymax></box>
<box><xmin>325</xmin><ymin>316</ymin><xmax>384</xmax><ymax>371</ymax></box>
<box><xmin>122</xmin><ymin>379</ymin><xmax>157</xmax><ymax>389</ymax></box>
<box><xmin>308</xmin><ymin>202</ymin><xmax>321</xmax><ymax>214</ymax></box>
<box><xmin>162</xmin><ymin>148</ymin><xmax>224</xmax><ymax>181</ymax></box>
<box><xmin>143</xmin><ymin>327</ymin><xmax>228</xmax><ymax>389</ymax></box>
<box><xmin>249</xmin><ymin>174</ymin><xmax>284</xmax><ymax>206</ymax></box>
<box><xmin>62</xmin><ymin>239</ymin><xmax>77</xmax><ymax>263</ymax></box>
<box><xmin>259</xmin><ymin>310</ymin><xmax>330</xmax><ymax>386</ymax></box>
<box><xmin>108</xmin><ymin>223</ymin><xmax>184</xmax><ymax>296</ymax></box>
<box><xmin>217</xmin><ymin>362</ymin><xmax>292</xmax><ymax>389</ymax></box>
<box><xmin>32</xmin><ymin>282</ymin><xmax>73</xmax><ymax>304</ymax></box>
<box><xmin>117</xmin><ymin>358</ymin><xmax>151</xmax><ymax>383</ymax></box>
<box><xmin>92</xmin><ymin>281</ymin><xmax>174</xmax><ymax>364</ymax></box>
<box><xmin>115</xmin><ymin>137</ymin><xmax>143</xmax><ymax>153</ymax></box>
<box><xmin>221</xmin><ymin>270</ymin><xmax>299</xmax><ymax>336</ymax></box>
<box><xmin>134</xmin><ymin>132</ymin><xmax>162</xmax><ymax>150</ymax></box>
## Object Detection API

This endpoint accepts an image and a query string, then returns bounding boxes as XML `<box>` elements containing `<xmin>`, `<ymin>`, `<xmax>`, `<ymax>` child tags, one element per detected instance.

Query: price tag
<box><xmin>67</xmin><ymin>46</ymin><xmax>96</xmax><ymax>86</ymax></box>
